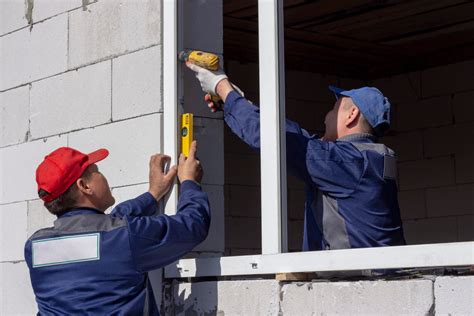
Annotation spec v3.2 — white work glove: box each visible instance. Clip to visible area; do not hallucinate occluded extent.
[186,62,228,95]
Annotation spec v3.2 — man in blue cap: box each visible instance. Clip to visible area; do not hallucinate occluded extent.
[187,62,405,251]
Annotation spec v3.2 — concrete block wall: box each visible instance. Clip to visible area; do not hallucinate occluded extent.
[0,0,225,314]
[167,275,473,315]
[224,58,474,254]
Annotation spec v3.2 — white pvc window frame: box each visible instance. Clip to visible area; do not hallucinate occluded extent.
[162,0,474,278]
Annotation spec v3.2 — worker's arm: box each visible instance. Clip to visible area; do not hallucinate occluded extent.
[127,141,209,272]
[222,89,315,183]
[224,91,365,195]
[126,180,210,272]
[110,154,178,218]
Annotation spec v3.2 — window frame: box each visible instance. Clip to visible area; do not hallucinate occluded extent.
[162,0,474,279]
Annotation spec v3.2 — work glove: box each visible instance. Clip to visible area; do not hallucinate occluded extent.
[186,62,227,95]
[204,83,245,112]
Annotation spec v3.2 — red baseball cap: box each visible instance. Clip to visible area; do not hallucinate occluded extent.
[36,147,109,202]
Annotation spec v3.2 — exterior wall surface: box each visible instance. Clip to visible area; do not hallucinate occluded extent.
[167,276,473,315]
[0,0,163,313]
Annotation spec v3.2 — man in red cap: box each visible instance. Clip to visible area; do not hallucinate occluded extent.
[24,141,209,315]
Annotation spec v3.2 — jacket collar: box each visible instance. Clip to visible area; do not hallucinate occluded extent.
[337,133,378,143]
[57,207,104,219]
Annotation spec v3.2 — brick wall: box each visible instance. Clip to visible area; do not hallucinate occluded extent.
[224,59,474,254]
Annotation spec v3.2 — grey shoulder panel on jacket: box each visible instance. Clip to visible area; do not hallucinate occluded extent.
[350,142,395,156]
[29,214,126,240]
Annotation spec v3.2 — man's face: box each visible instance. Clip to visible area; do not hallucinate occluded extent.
[85,164,115,211]
[323,98,343,141]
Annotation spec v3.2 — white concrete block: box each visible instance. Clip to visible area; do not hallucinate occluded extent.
[398,189,426,220]
[456,152,474,184]
[281,279,433,315]
[33,0,82,22]
[403,217,458,244]
[453,90,474,124]
[0,261,37,315]
[398,157,455,190]
[396,96,452,131]
[226,184,261,217]
[0,14,68,91]
[0,202,28,261]
[0,0,28,36]
[225,217,261,249]
[112,46,162,121]
[435,276,474,315]
[68,0,160,69]
[423,123,474,158]
[370,72,421,102]
[193,184,224,253]
[0,135,67,204]
[27,199,56,237]
[383,131,423,162]
[112,183,149,206]
[0,27,29,91]
[0,85,29,147]
[183,0,222,54]
[68,114,162,188]
[170,280,280,315]
[457,215,474,241]
[30,61,111,139]
[426,184,474,217]
[422,60,474,98]
[193,117,224,186]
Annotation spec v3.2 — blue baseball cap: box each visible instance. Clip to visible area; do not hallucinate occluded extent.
[328,85,391,137]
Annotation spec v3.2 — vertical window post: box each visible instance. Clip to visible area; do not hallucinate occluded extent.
[258,0,288,254]
[163,0,178,215]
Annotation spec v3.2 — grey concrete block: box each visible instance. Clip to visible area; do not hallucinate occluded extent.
[281,279,434,315]
[169,280,280,315]
[435,276,474,315]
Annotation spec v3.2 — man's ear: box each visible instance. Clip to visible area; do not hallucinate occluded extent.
[76,177,93,196]
[345,105,360,128]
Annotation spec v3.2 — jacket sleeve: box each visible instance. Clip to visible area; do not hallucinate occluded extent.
[224,91,365,196]
[126,180,210,272]
[110,192,159,218]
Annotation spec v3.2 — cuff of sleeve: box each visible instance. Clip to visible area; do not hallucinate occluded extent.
[180,180,202,193]
[224,90,242,116]
[140,192,159,205]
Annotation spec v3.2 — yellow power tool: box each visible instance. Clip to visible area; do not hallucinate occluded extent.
[178,49,220,71]
[179,49,224,111]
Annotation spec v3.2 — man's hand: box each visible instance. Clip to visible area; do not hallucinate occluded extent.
[186,62,228,96]
[148,154,178,201]
[178,141,203,184]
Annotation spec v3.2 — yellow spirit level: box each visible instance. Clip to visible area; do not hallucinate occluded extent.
[181,113,193,157]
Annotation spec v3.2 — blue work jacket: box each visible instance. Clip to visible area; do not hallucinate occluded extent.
[24,180,210,315]
[224,91,405,251]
